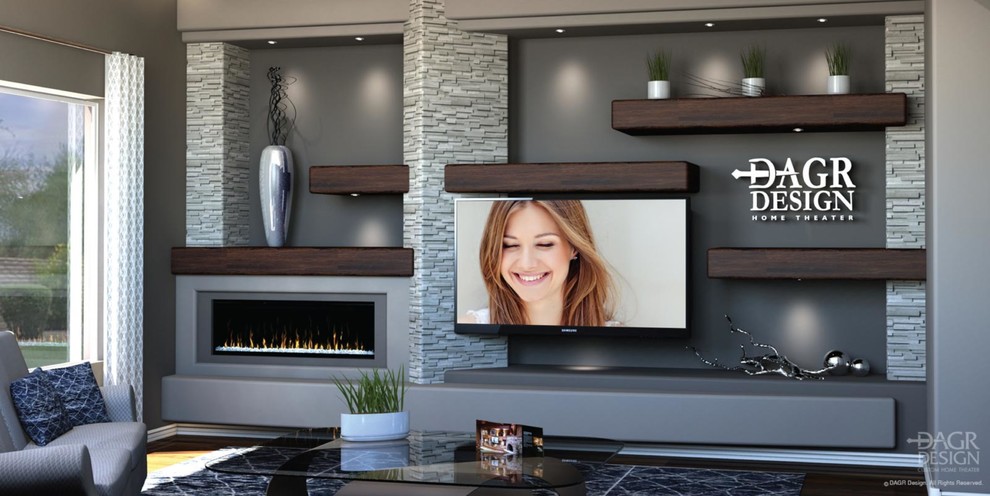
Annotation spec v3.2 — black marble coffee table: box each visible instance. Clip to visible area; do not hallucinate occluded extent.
[206,428,622,495]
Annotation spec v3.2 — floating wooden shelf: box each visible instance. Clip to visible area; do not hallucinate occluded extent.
[707,248,926,280]
[171,247,414,277]
[444,161,699,193]
[612,93,908,135]
[310,165,408,195]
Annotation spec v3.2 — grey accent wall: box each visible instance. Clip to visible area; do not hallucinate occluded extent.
[0,0,187,430]
[186,43,251,246]
[509,27,892,372]
[928,0,990,490]
[247,45,404,247]
[0,32,104,97]
[403,0,509,383]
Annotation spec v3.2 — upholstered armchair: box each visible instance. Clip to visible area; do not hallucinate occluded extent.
[0,331,147,496]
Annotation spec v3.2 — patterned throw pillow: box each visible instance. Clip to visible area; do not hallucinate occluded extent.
[45,363,111,426]
[9,368,73,446]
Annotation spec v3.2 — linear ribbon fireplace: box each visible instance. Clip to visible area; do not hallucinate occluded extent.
[196,292,386,369]
[178,283,391,379]
[212,299,375,359]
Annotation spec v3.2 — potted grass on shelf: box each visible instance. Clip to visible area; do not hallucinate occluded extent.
[740,44,766,97]
[647,49,671,99]
[825,43,851,94]
[333,367,409,441]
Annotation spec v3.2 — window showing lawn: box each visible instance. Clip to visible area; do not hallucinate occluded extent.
[1,85,98,367]
[19,341,70,369]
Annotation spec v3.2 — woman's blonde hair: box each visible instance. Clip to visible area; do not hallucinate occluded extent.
[479,200,615,326]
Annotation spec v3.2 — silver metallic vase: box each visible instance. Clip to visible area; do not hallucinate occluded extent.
[259,145,293,247]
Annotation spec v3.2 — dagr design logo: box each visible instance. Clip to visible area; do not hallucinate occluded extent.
[732,157,857,222]
[908,431,980,471]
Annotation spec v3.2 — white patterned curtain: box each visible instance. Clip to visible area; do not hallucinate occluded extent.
[104,52,145,420]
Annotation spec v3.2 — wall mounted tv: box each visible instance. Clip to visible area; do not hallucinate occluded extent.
[455,198,689,338]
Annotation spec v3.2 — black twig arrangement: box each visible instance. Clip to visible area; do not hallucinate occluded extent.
[266,66,296,146]
[681,69,782,98]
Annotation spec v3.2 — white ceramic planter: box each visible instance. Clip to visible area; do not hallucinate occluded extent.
[827,75,850,95]
[647,80,670,99]
[741,77,765,97]
[340,411,409,442]
[259,144,293,247]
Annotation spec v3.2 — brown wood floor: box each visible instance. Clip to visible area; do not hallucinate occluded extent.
[148,435,927,495]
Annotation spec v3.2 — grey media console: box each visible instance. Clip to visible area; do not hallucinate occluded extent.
[425,365,924,452]
[164,365,923,452]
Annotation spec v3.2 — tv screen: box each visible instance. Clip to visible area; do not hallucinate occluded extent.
[455,198,689,338]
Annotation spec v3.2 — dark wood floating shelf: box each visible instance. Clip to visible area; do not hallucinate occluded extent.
[612,93,908,135]
[708,248,926,280]
[310,165,409,194]
[171,247,414,277]
[444,161,699,193]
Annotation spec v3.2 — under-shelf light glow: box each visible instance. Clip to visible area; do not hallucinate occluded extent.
[793,127,804,133]
[705,22,715,28]
[355,37,365,42]
[564,365,610,372]
[818,18,828,23]
[267,40,277,45]
[555,28,566,33]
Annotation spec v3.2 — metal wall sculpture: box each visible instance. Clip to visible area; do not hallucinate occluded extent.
[689,316,835,380]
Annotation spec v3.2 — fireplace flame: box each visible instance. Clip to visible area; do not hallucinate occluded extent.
[217,326,370,355]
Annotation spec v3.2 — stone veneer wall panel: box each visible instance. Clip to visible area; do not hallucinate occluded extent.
[885,15,926,381]
[403,0,508,383]
[186,42,251,247]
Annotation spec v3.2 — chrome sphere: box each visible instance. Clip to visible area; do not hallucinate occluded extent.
[850,358,871,377]
[823,350,850,376]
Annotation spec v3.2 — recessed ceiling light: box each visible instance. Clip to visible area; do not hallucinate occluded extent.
[355,37,364,41]
[555,28,566,33]
[267,40,277,45]
[793,127,804,133]
[705,22,715,28]
[818,18,828,23]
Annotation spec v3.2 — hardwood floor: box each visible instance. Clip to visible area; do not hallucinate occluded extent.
[148,435,927,495]
[147,435,264,472]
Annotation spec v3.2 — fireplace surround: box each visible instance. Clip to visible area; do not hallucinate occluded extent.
[175,275,408,381]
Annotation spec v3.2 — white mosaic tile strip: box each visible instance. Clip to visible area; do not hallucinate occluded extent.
[885,15,926,381]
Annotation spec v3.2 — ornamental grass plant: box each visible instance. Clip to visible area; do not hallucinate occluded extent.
[647,49,671,81]
[740,45,766,78]
[333,367,407,414]
[825,43,851,76]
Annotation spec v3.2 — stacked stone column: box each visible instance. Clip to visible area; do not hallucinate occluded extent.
[186,43,251,247]
[403,0,509,383]
[884,15,926,381]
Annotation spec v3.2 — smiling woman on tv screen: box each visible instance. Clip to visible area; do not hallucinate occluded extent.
[460,199,618,327]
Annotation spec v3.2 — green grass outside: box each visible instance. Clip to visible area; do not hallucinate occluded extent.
[20,344,69,369]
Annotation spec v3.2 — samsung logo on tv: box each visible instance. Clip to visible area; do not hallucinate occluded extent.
[561,328,578,333]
